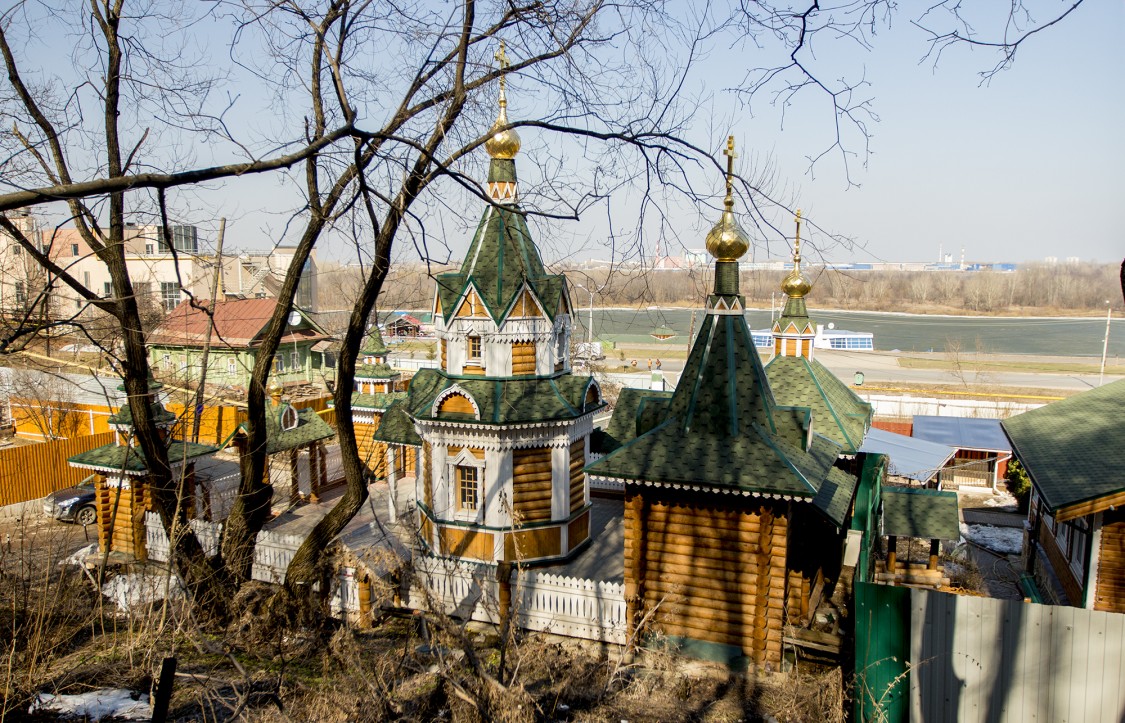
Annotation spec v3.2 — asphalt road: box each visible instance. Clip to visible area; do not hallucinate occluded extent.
[596,348,1121,392]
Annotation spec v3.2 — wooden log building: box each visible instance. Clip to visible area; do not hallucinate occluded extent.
[374,71,603,565]
[588,146,872,667]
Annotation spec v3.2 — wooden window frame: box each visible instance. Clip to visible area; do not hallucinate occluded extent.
[467,335,482,361]
[456,465,479,514]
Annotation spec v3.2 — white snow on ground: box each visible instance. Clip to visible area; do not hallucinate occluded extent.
[102,572,185,612]
[960,523,1024,555]
[29,689,151,720]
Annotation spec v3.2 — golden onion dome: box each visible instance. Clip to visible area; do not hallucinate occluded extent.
[705,206,751,262]
[781,209,811,298]
[484,103,521,159]
[706,135,751,262]
[781,268,812,298]
[485,41,520,159]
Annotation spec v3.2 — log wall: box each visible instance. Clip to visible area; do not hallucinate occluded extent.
[512,342,536,375]
[97,475,149,560]
[1095,509,1125,613]
[513,446,553,522]
[422,441,433,508]
[569,439,585,513]
[355,414,388,477]
[625,488,789,665]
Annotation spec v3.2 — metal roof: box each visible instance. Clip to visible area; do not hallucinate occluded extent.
[912,415,1012,452]
[149,297,330,349]
[859,427,956,483]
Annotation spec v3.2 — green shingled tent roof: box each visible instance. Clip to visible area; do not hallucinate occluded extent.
[107,400,178,428]
[1001,379,1125,513]
[587,312,856,508]
[766,355,872,454]
[360,325,389,355]
[69,440,219,475]
[433,158,568,324]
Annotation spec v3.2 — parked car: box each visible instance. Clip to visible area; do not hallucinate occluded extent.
[43,480,97,526]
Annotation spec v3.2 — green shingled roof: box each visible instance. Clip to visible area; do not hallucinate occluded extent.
[372,401,422,446]
[360,325,389,355]
[69,440,219,475]
[355,362,398,380]
[586,312,856,507]
[881,487,960,540]
[766,355,872,454]
[398,368,602,426]
[434,159,567,324]
[773,295,815,335]
[247,403,335,455]
[107,400,178,428]
[1001,379,1125,513]
[351,391,408,412]
[813,466,859,527]
[591,388,674,455]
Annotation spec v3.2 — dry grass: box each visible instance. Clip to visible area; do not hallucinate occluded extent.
[0,516,849,721]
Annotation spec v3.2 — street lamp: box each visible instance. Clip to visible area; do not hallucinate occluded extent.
[1100,300,1112,387]
[573,282,595,344]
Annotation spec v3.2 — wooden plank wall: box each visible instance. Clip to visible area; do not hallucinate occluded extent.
[513,446,552,522]
[568,439,585,513]
[1038,521,1084,605]
[1095,509,1125,613]
[908,587,1125,722]
[625,490,789,664]
[0,431,116,506]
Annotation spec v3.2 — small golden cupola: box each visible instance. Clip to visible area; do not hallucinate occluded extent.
[772,210,817,358]
[705,136,752,309]
[483,41,521,206]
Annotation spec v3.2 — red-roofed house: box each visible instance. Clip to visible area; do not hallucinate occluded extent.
[148,297,333,391]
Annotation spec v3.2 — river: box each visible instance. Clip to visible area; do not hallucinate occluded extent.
[582,307,1123,358]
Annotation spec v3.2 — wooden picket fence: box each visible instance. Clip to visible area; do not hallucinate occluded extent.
[0,432,115,506]
[409,556,628,645]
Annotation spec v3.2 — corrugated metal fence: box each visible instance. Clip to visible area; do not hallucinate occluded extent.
[908,589,1125,723]
[0,432,115,506]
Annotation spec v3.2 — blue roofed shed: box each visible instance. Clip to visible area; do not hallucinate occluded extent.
[911,416,1012,490]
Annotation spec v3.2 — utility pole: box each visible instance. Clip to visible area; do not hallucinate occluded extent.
[192,219,226,442]
[1100,301,1112,387]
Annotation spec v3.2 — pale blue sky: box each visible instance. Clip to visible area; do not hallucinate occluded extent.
[9,1,1122,266]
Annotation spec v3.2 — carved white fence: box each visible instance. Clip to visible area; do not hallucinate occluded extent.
[408,557,501,623]
[145,513,222,561]
[250,529,306,583]
[408,557,628,645]
[514,571,627,645]
[144,513,305,584]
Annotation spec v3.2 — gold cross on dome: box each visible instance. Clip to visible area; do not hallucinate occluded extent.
[722,135,738,203]
[794,209,803,255]
[495,40,510,97]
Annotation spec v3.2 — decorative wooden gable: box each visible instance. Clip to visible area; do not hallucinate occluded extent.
[456,288,490,318]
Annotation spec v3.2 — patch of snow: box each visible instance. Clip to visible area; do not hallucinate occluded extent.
[61,543,99,568]
[102,572,185,612]
[960,523,1023,555]
[30,689,151,720]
